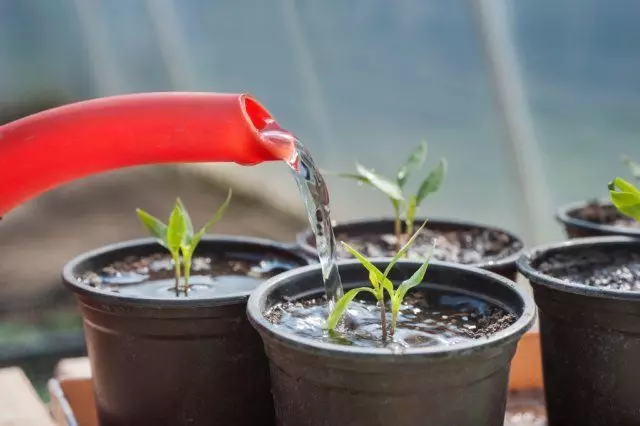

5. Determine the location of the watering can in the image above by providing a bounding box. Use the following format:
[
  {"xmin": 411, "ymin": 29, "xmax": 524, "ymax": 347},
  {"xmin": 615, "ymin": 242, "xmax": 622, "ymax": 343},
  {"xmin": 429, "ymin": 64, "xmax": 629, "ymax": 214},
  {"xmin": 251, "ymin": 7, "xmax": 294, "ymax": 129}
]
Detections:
[{"xmin": 0, "ymin": 92, "xmax": 294, "ymax": 216}]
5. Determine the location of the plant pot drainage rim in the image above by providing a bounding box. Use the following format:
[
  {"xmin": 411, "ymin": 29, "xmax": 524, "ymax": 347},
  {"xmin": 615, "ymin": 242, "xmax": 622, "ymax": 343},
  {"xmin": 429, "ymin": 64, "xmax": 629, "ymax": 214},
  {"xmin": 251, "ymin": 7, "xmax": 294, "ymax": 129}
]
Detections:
[
  {"xmin": 518, "ymin": 235, "xmax": 640, "ymax": 301},
  {"xmin": 62, "ymin": 235, "xmax": 309, "ymax": 308},
  {"xmin": 296, "ymin": 217, "xmax": 525, "ymax": 269},
  {"xmin": 555, "ymin": 198, "xmax": 640, "ymax": 237},
  {"xmin": 247, "ymin": 259, "xmax": 536, "ymax": 359}
]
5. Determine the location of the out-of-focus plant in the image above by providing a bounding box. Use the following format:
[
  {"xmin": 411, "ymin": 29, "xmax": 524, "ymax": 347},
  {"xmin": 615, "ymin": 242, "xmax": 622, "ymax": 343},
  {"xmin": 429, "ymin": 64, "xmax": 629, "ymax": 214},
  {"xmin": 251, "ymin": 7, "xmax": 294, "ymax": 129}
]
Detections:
[{"xmin": 337, "ymin": 141, "xmax": 446, "ymax": 249}]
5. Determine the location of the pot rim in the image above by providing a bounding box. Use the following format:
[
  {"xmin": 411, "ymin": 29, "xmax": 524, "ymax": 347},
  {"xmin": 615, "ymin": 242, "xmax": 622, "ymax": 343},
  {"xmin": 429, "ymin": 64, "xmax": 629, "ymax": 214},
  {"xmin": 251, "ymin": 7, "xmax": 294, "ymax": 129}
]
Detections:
[
  {"xmin": 517, "ymin": 235, "xmax": 640, "ymax": 300},
  {"xmin": 247, "ymin": 259, "xmax": 536, "ymax": 359},
  {"xmin": 296, "ymin": 217, "xmax": 525, "ymax": 270},
  {"xmin": 555, "ymin": 198, "xmax": 640, "ymax": 237},
  {"xmin": 62, "ymin": 235, "xmax": 308, "ymax": 308}
]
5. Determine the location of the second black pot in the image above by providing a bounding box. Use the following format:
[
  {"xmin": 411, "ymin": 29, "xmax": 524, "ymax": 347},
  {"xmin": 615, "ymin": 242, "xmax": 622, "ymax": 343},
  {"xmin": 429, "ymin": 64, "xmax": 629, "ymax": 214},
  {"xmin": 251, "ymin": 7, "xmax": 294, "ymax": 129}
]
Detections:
[
  {"xmin": 518, "ymin": 236, "xmax": 640, "ymax": 426},
  {"xmin": 248, "ymin": 260, "xmax": 535, "ymax": 426},
  {"xmin": 296, "ymin": 217, "xmax": 525, "ymax": 280}
]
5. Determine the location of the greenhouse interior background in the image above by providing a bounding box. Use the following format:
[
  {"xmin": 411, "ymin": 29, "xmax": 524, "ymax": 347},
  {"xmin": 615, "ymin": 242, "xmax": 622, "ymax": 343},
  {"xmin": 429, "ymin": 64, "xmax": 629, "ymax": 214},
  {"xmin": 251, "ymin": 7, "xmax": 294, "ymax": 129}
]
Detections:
[{"xmin": 0, "ymin": 0, "xmax": 638, "ymax": 397}]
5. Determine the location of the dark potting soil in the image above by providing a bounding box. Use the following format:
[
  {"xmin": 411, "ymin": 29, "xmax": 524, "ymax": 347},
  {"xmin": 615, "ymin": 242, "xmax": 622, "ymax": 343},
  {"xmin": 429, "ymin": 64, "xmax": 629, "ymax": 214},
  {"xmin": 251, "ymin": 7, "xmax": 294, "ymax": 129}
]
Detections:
[
  {"xmin": 333, "ymin": 227, "xmax": 522, "ymax": 265},
  {"xmin": 77, "ymin": 252, "xmax": 300, "ymax": 299},
  {"xmin": 265, "ymin": 289, "xmax": 516, "ymax": 351},
  {"xmin": 572, "ymin": 201, "xmax": 640, "ymax": 229},
  {"xmin": 537, "ymin": 248, "xmax": 640, "ymax": 291}
]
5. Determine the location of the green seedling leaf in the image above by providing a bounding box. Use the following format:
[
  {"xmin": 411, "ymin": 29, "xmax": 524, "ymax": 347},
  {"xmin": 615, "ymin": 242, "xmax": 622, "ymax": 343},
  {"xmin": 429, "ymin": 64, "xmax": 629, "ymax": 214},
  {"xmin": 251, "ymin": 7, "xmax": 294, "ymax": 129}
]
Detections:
[
  {"xmin": 609, "ymin": 177, "xmax": 640, "ymax": 195},
  {"xmin": 167, "ymin": 202, "xmax": 187, "ymax": 253},
  {"xmin": 191, "ymin": 189, "xmax": 233, "ymax": 249},
  {"xmin": 355, "ymin": 163, "xmax": 404, "ymax": 202},
  {"xmin": 397, "ymin": 140, "xmax": 428, "ymax": 188},
  {"xmin": 393, "ymin": 244, "xmax": 434, "ymax": 306},
  {"xmin": 383, "ymin": 221, "xmax": 428, "ymax": 278},
  {"xmin": 622, "ymin": 155, "xmax": 640, "ymax": 180},
  {"xmin": 136, "ymin": 209, "xmax": 168, "ymax": 247},
  {"xmin": 333, "ymin": 172, "xmax": 371, "ymax": 184},
  {"xmin": 609, "ymin": 177, "xmax": 640, "ymax": 221},
  {"xmin": 327, "ymin": 287, "xmax": 377, "ymax": 330},
  {"xmin": 176, "ymin": 198, "xmax": 194, "ymax": 239},
  {"xmin": 341, "ymin": 242, "xmax": 387, "ymax": 291},
  {"xmin": 416, "ymin": 158, "xmax": 447, "ymax": 205}
]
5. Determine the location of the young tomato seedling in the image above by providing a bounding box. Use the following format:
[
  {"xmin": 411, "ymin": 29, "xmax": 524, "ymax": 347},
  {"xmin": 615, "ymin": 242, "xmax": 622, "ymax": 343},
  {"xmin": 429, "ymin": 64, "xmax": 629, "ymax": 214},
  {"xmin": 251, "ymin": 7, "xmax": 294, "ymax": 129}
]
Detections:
[
  {"xmin": 327, "ymin": 221, "xmax": 434, "ymax": 342},
  {"xmin": 135, "ymin": 189, "xmax": 232, "ymax": 291},
  {"xmin": 609, "ymin": 177, "xmax": 640, "ymax": 222},
  {"xmin": 337, "ymin": 141, "xmax": 446, "ymax": 250}
]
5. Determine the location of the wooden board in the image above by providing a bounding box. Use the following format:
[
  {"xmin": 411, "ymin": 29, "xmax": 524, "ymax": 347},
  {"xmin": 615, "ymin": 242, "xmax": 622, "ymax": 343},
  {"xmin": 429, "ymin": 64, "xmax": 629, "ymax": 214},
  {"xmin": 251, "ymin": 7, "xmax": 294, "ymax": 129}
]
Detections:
[{"xmin": 0, "ymin": 367, "xmax": 55, "ymax": 426}]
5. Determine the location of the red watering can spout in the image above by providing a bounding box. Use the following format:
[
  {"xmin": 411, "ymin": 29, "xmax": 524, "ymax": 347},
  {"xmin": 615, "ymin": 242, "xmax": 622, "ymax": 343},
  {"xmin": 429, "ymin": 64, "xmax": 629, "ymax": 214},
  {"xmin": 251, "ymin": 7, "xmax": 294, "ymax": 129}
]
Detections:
[{"xmin": 0, "ymin": 92, "xmax": 295, "ymax": 216}]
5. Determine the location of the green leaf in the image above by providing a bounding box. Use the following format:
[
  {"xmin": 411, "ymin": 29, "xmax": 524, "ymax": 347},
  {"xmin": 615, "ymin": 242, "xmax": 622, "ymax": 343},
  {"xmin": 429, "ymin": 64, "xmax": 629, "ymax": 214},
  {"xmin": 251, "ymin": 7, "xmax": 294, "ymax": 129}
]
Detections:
[
  {"xmin": 397, "ymin": 140, "xmax": 427, "ymax": 188},
  {"xmin": 609, "ymin": 177, "xmax": 640, "ymax": 221},
  {"xmin": 355, "ymin": 163, "xmax": 404, "ymax": 201},
  {"xmin": 609, "ymin": 177, "xmax": 640, "ymax": 195},
  {"xmin": 383, "ymin": 220, "xmax": 428, "ymax": 277},
  {"xmin": 341, "ymin": 242, "xmax": 387, "ymax": 289},
  {"xmin": 191, "ymin": 188, "xmax": 233, "ymax": 250},
  {"xmin": 176, "ymin": 198, "xmax": 194, "ymax": 239},
  {"xmin": 327, "ymin": 287, "xmax": 377, "ymax": 330},
  {"xmin": 622, "ymin": 156, "xmax": 640, "ymax": 180},
  {"xmin": 393, "ymin": 244, "xmax": 435, "ymax": 309},
  {"xmin": 136, "ymin": 209, "xmax": 168, "ymax": 247},
  {"xmin": 416, "ymin": 158, "xmax": 447, "ymax": 205},
  {"xmin": 334, "ymin": 172, "xmax": 371, "ymax": 184},
  {"xmin": 167, "ymin": 202, "xmax": 187, "ymax": 253}
]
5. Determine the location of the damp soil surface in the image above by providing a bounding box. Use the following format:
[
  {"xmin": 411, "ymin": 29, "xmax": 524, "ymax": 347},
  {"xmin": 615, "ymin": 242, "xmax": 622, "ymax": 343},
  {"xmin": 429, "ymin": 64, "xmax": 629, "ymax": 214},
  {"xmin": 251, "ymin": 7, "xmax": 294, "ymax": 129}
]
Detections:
[
  {"xmin": 78, "ymin": 252, "xmax": 301, "ymax": 299},
  {"xmin": 265, "ymin": 288, "xmax": 516, "ymax": 351},
  {"xmin": 537, "ymin": 248, "xmax": 640, "ymax": 291},
  {"xmin": 331, "ymin": 227, "xmax": 522, "ymax": 265},
  {"xmin": 571, "ymin": 201, "xmax": 640, "ymax": 229}
]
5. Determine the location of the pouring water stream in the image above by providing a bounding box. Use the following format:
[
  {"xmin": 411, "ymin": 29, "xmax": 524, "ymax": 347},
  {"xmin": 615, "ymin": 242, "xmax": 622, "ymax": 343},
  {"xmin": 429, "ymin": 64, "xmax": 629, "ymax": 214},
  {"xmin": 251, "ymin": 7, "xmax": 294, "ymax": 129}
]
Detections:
[{"xmin": 260, "ymin": 120, "xmax": 344, "ymax": 306}]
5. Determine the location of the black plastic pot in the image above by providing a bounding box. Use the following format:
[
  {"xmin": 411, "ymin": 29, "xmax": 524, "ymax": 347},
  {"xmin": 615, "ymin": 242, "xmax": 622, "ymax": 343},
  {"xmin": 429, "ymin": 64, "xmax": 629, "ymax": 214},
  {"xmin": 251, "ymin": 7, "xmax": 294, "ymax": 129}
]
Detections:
[
  {"xmin": 248, "ymin": 260, "xmax": 535, "ymax": 426},
  {"xmin": 296, "ymin": 218, "xmax": 525, "ymax": 280},
  {"xmin": 63, "ymin": 236, "xmax": 310, "ymax": 426},
  {"xmin": 556, "ymin": 199, "xmax": 640, "ymax": 239},
  {"xmin": 518, "ymin": 236, "xmax": 640, "ymax": 426}
]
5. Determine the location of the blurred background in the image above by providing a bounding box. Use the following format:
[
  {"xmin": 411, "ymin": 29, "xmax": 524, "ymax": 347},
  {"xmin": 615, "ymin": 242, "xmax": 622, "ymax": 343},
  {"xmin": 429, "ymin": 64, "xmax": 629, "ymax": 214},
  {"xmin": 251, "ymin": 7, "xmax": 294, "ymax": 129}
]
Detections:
[{"xmin": 0, "ymin": 0, "xmax": 638, "ymax": 395}]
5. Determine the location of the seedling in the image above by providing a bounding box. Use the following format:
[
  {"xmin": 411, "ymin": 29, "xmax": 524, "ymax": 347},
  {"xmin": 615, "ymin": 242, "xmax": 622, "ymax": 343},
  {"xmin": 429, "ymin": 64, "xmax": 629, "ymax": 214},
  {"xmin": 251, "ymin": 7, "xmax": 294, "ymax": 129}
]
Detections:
[
  {"xmin": 608, "ymin": 178, "xmax": 640, "ymax": 222},
  {"xmin": 327, "ymin": 222, "xmax": 434, "ymax": 342},
  {"xmin": 136, "ymin": 189, "xmax": 232, "ymax": 291},
  {"xmin": 337, "ymin": 141, "xmax": 446, "ymax": 249}
]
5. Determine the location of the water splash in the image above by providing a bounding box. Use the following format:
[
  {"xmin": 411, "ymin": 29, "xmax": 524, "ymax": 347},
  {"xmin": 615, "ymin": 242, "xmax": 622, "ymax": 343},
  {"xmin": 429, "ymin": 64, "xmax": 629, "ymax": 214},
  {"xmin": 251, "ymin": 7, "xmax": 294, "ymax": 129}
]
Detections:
[{"xmin": 260, "ymin": 120, "xmax": 344, "ymax": 304}]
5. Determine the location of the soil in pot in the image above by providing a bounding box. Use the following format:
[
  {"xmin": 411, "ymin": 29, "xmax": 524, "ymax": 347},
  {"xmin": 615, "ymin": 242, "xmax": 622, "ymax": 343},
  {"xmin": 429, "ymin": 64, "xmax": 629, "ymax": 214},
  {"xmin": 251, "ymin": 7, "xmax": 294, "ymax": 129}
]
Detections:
[
  {"xmin": 570, "ymin": 201, "xmax": 639, "ymax": 230},
  {"xmin": 334, "ymin": 227, "xmax": 522, "ymax": 265},
  {"xmin": 266, "ymin": 290, "xmax": 516, "ymax": 349},
  {"xmin": 79, "ymin": 251, "xmax": 300, "ymax": 298},
  {"xmin": 536, "ymin": 248, "xmax": 640, "ymax": 291}
]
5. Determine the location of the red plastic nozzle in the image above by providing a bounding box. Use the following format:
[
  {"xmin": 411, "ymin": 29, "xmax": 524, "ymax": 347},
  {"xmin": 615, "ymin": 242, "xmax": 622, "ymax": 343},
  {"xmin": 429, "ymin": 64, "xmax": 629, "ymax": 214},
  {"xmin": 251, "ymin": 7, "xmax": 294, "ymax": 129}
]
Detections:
[{"xmin": 0, "ymin": 92, "xmax": 294, "ymax": 216}]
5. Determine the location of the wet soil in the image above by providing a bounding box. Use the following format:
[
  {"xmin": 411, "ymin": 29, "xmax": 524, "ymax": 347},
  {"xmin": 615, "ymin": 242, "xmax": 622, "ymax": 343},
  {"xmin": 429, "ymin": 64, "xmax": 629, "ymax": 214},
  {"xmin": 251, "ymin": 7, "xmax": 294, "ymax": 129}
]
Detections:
[
  {"xmin": 572, "ymin": 201, "xmax": 640, "ymax": 229},
  {"xmin": 265, "ymin": 288, "xmax": 516, "ymax": 351},
  {"xmin": 334, "ymin": 227, "xmax": 522, "ymax": 264},
  {"xmin": 537, "ymin": 248, "xmax": 640, "ymax": 291},
  {"xmin": 77, "ymin": 252, "xmax": 301, "ymax": 299}
]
